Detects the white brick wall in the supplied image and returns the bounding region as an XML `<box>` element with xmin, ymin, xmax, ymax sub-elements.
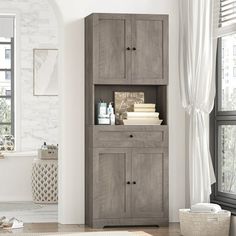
<box><xmin>0</xmin><ymin>0</ymin><xmax>59</xmax><ymax>150</ymax></box>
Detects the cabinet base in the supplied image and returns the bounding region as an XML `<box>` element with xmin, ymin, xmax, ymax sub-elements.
<box><xmin>88</xmin><ymin>218</ymin><xmax>169</xmax><ymax>229</ymax></box>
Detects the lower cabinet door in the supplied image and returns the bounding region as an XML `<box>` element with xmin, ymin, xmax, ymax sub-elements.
<box><xmin>93</xmin><ymin>148</ymin><xmax>132</xmax><ymax>219</ymax></box>
<box><xmin>131</xmin><ymin>148</ymin><xmax>168</xmax><ymax>218</ymax></box>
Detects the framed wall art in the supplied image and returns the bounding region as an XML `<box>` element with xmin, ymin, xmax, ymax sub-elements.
<box><xmin>33</xmin><ymin>49</ymin><xmax>58</xmax><ymax>96</ymax></box>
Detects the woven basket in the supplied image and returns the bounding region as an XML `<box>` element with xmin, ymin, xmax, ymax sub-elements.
<box><xmin>179</xmin><ymin>209</ymin><xmax>231</xmax><ymax>236</ymax></box>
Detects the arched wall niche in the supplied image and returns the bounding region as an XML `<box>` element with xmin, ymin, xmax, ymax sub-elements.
<box><xmin>0</xmin><ymin>0</ymin><xmax>63</xmax><ymax>151</ymax></box>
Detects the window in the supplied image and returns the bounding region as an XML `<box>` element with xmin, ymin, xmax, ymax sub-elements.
<box><xmin>211</xmin><ymin>0</ymin><xmax>236</xmax><ymax>211</ymax></box>
<box><xmin>0</xmin><ymin>16</ymin><xmax>14</xmax><ymax>139</ymax></box>
<box><xmin>211</xmin><ymin>34</ymin><xmax>236</xmax><ymax>211</ymax></box>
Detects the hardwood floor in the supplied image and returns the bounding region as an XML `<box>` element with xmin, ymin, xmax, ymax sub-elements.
<box><xmin>0</xmin><ymin>223</ymin><xmax>181</xmax><ymax>236</ymax></box>
<box><xmin>0</xmin><ymin>202</ymin><xmax>58</xmax><ymax>223</ymax></box>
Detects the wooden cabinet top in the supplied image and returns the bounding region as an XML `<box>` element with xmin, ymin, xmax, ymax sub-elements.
<box><xmin>86</xmin><ymin>13</ymin><xmax>168</xmax><ymax>19</ymax></box>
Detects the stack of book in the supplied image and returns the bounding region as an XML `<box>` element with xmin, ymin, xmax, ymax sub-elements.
<box><xmin>122</xmin><ymin>103</ymin><xmax>163</xmax><ymax>125</ymax></box>
<box><xmin>133</xmin><ymin>103</ymin><xmax>156</xmax><ymax>112</ymax></box>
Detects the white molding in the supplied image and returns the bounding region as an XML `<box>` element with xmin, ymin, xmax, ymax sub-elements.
<box><xmin>215</xmin><ymin>23</ymin><xmax>236</xmax><ymax>38</ymax></box>
<box><xmin>2</xmin><ymin>151</ymin><xmax>37</xmax><ymax>157</ymax></box>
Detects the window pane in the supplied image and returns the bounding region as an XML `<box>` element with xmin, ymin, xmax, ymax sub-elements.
<box><xmin>0</xmin><ymin>44</ymin><xmax>11</xmax><ymax>69</ymax></box>
<box><xmin>0</xmin><ymin>125</ymin><xmax>11</xmax><ymax>136</ymax></box>
<box><xmin>0</xmin><ymin>98</ymin><xmax>11</xmax><ymax>122</ymax></box>
<box><xmin>218</xmin><ymin>125</ymin><xmax>236</xmax><ymax>194</ymax></box>
<box><xmin>0</xmin><ymin>71</ymin><xmax>11</xmax><ymax>95</ymax></box>
<box><xmin>0</xmin><ymin>37</ymin><xmax>11</xmax><ymax>43</ymax></box>
<box><xmin>220</xmin><ymin>34</ymin><xmax>236</xmax><ymax>111</ymax></box>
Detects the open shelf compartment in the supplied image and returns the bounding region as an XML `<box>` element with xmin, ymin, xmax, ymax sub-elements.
<box><xmin>94</xmin><ymin>85</ymin><xmax>168</xmax><ymax>125</ymax></box>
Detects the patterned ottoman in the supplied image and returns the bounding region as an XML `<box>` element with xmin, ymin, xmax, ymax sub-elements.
<box><xmin>31</xmin><ymin>159</ymin><xmax>58</xmax><ymax>204</ymax></box>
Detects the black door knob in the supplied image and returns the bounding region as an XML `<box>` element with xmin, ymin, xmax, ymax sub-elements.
<box><xmin>133</xmin><ymin>181</ymin><xmax>136</xmax><ymax>185</ymax></box>
<box><xmin>126</xmin><ymin>47</ymin><xmax>131</xmax><ymax>50</ymax></box>
<box><xmin>132</xmin><ymin>47</ymin><xmax>136</xmax><ymax>51</ymax></box>
<box><xmin>129</xmin><ymin>134</ymin><xmax>133</xmax><ymax>138</ymax></box>
<box><xmin>127</xmin><ymin>181</ymin><xmax>131</xmax><ymax>185</ymax></box>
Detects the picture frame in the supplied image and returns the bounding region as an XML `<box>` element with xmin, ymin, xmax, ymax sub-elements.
<box><xmin>114</xmin><ymin>91</ymin><xmax>145</xmax><ymax>116</ymax></box>
<box><xmin>33</xmin><ymin>49</ymin><xmax>59</xmax><ymax>96</ymax></box>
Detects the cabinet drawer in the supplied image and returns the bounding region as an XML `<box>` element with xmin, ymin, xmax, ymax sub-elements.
<box><xmin>92</xmin><ymin>126</ymin><xmax>168</xmax><ymax>148</ymax></box>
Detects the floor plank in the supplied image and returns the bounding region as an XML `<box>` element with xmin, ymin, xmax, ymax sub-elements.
<box><xmin>0</xmin><ymin>202</ymin><xmax>58</xmax><ymax>223</ymax></box>
<box><xmin>0</xmin><ymin>223</ymin><xmax>181</xmax><ymax>236</ymax></box>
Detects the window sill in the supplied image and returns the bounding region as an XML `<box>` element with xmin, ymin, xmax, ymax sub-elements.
<box><xmin>1</xmin><ymin>151</ymin><xmax>37</xmax><ymax>158</ymax></box>
<box><xmin>211</xmin><ymin>200</ymin><xmax>236</xmax><ymax>216</ymax></box>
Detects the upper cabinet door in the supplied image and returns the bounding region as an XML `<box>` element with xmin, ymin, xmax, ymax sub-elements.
<box><xmin>93</xmin><ymin>14</ymin><xmax>132</xmax><ymax>84</ymax></box>
<box><xmin>131</xmin><ymin>15</ymin><xmax>168</xmax><ymax>84</ymax></box>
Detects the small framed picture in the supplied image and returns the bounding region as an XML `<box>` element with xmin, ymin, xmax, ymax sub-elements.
<box><xmin>33</xmin><ymin>49</ymin><xmax>59</xmax><ymax>96</ymax></box>
<box><xmin>114</xmin><ymin>91</ymin><xmax>145</xmax><ymax>115</ymax></box>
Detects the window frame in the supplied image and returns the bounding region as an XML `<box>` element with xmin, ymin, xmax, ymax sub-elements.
<box><xmin>210</xmin><ymin>37</ymin><xmax>236</xmax><ymax>213</ymax></box>
<box><xmin>0</xmin><ymin>38</ymin><xmax>14</xmax><ymax>136</ymax></box>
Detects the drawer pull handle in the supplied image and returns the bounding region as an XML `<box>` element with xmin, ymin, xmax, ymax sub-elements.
<box><xmin>133</xmin><ymin>181</ymin><xmax>136</xmax><ymax>185</ymax></box>
<box><xmin>129</xmin><ymin>134</ymin><xmax>133</xmax><ymax>138</ymax></box>
<box><xmin>126</xmin><ymin>47</ymin><xmax>131</xmax><ymax>50</ymax></box>
<box><xmin>127</xmin><ymin>181</ymin><xmax>131</xmax><ymax>185</ymax></box>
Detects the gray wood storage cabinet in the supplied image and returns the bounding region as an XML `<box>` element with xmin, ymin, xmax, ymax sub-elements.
<box><xmin>85</xmin><ymin>13</ymin><xmax>169</xmax><ymax>228</ymax></box>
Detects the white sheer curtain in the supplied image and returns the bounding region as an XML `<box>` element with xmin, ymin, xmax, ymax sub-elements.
<box><xmin>179</xmin><ymin>0</ymin><xmax>216</xmax><ymax>205</ymax></box>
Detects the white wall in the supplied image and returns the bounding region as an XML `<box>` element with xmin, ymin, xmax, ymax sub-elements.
<box><xmin>55</xmin><ymin>0</ymin><xmax>186</xmax><ymax>224</ymax></box>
